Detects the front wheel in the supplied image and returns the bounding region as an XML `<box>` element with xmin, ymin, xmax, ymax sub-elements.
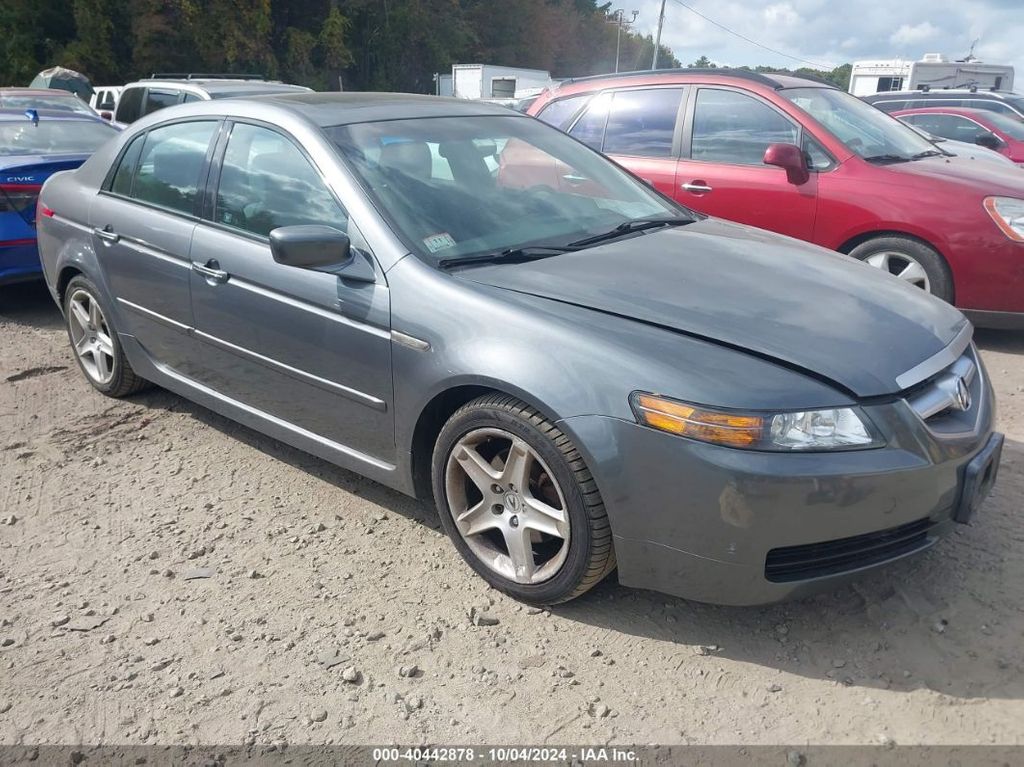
<box><xmin>432</xmin><ymin>394</ymin><xmax>615</xmax><ymax>604</ymax></box>
<box><xmin>848</xmin><ymin>236</ymin><xmax>953</xmax><ymax>303</ymax></box>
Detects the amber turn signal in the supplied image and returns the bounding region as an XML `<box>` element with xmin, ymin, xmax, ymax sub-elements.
<box><xmin>631</xmin><ymin>393</ymin><xmax>764</xmax><ymax>448</ymax></box>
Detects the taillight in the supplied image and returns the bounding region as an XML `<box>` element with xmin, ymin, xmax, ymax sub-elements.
<box><xmin>0</xmin><ymin>184</ymin><xmax>42</xmax><ymax>215</ymax></box>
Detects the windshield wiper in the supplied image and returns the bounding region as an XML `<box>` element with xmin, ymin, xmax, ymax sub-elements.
<box><xmin>567</xmin><ymin>216</ymin><xmax>693</xmax><ymax>249</ymax></box>
<box><xmin>439</xmin><ymin>245</ymin><xmax>571</xmax><ymax>269</ymax></box>
<box><xmin>862</xmin><ymin>154</ymin><xmax>912</xmax><ymax>164</ymax></box>
<box><xmin>911</xmin><ymin>149</ymin><xmax>945</xmax><ymax>159</ymax></box>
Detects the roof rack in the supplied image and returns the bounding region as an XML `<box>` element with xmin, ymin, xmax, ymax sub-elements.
<box><xmin>559</xmin><ymin>67</ymin><xmax>805</xmax><ymax>89</ymax></box>
<box><xmin>147</xmin><ymin>73</ymin><xmax>267</xmax><ymax>81</ymax></box>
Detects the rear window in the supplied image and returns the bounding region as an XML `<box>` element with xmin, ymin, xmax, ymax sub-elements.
<box><xmin>0</xmin><ymin>94</ymin><xmax>94</xmax><ymax>115</ymax></box>
<box><xmin>0</xmin><ymin>119</ymin><xmax>118</xmax><ymax>156</ymax></box>
<box><xmin>115</xmin><ymin>87</ymin><xmax>144</xmax><ymax>123</ymax></box>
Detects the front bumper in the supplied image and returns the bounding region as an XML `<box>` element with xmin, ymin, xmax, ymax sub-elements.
<box><xmin>561</xmin><ymin>383</ymin><xmax>997</xmax><ymax>606</ymax></box>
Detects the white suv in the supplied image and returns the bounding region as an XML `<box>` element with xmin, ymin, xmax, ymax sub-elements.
<box><xmin>113</xmin><ymin>75</ymin><xmax>311</xmax><ymax>127</ymax></box>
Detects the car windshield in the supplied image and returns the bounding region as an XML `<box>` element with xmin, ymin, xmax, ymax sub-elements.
<box><xmin>781</xmin><ymin>87</ymin><xmax>937</xmax><ymax>160</ymax></box>
<box><xmin>325</xmin><ymin>114</ymin><xmax>686</xmax><ymax>263</ymax></box>
<box><xmin>0</xmin><ymin>119</ymin><xmax>117</xmax><ymax>156</ymax></box>
<box><xmin>983</xmin><ymin>110</ymin><xmax>1024</xmax><ymax>139</ymax></box>
<box><xmin>0</xmin><ymin>94</ymin><xmax>94</xmax><ymax>115</ymax></box>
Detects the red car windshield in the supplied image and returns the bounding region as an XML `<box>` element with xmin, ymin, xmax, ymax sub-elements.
<box><xmin>782</xmin><ymin>87</ymin><xmax>938</xmax><ymax>161</ymax></box>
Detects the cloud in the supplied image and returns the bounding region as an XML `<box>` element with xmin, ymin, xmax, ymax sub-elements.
<box><xmin>889</xmin><ymin>21</ymin><xmax>941</xmax><ymax>47</ymax></box>
<box><xmin>630</xmin><ymin>0</ymin><xmax>1022</xmax><ymax>82</ymax></box>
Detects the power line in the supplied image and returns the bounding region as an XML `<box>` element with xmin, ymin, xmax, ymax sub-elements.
<box><xmin>667</xmin><ymin>0</ymin><xmax>835</xmax><ymax>70</ymax></box>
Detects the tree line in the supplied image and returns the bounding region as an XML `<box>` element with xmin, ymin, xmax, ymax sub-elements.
<box><xmin>687</xmin><ymin>55</ymin><xmax>853</xmax><ymax>91</ymax></box>
<box><xmin>0</xmin><ymin>0</ymin><xmax>680</xmax><ymax>92</ymax></box>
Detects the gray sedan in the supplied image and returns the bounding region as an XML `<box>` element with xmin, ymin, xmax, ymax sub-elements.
<box><xmin>36</xmin><ymin>93</ymin><xmax>1003</xmax><ymax>605</ymax></box>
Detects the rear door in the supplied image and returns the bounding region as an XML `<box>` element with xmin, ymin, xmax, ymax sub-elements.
<box><xmin>90</xmin><ymin>119</ymin><xmax>220</xmax><ymax>367</ymax></box>
<box><xmin>187</xmin><ymin>120</ymin><xmax>395</xmax><ymax>462</ymax></box>
<box><xmin>675</xmin><ymin>86</ymin><xmax>817</xmax><ymax>240</ymax></box>
<box><xmin>567</xmin><ymin>87</ymin><xmax>687</xmax><ymax>197</ymax></box>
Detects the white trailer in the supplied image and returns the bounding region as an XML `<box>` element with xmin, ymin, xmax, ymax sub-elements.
<box><xmin>449</xmin><ymin>64</ymin><xmax>554</xmax><ymax>100</ymax></box>
<box><xmin>849</xmin><ymin>54</ymin><xmax>1014</xmax><ymax>96</ymax></box>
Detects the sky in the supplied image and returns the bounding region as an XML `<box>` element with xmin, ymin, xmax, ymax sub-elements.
<box><xmin>624</xmin><ymin>0</ymin><xmax>1024</xmax><ymax>82</ymax></box>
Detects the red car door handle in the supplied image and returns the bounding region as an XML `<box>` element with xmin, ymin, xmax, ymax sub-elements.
<box><xmin>682</xmin><ymin>181</ymin><xmax>713</xmax><ymax>194</ymax></box>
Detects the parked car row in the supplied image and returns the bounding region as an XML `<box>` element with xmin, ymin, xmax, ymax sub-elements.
<box><xmin>894</xmin><ymin>107</ymin><xmax>1024</xmax><ymax>165</ymax></box>
<box><xmin>528</xmin><ymin>69</ymin><xmax>1024</xmax><ymax>327</ymax></box>
<box><xmin>32</xmin><ymin>90</ymin><xmax>1002</xmax><ymax>606</ymax></box>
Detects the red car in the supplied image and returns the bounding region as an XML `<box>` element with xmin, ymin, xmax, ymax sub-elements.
<box><xmin>892</xmin><ymin>106</ymin><xmax>1024</xmax><ymax>166</ymax></box>
<box><xmin>528</xmin><ymin>70</ymin><xmax>1024</xmax><ymax>327</ymax></box>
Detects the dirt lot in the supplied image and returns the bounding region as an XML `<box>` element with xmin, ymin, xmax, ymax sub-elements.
<box><xmin>0</xmin><ymin>281</ymin><xmax>1022</xmax><ymax>748</ymax></box>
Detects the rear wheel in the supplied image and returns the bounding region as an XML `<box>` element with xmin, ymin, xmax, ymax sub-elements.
<box><xmin>63</xmin><ymin>275</ymin><xmax>148</xmax><ymax>398</ymax></box>
<box><xmin>432</xmin><ymin>394</ymin><xmax>615</xmax><ymax>604</ymax></box>
<box><xmin>848</xmin><ymin>236</ymin><xmax>953</xmax><ymax>302</ymax></box>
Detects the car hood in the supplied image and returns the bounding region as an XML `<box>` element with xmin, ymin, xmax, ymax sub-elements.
<box><xmin>883</xmin><ymin>152</ymin><xmax>1024</xmax><ymax>194</ymax></box>
<box><xmin>459</xmin><ymin>218</ymin><xmax>967</xmax><ymax>398</ymax></box>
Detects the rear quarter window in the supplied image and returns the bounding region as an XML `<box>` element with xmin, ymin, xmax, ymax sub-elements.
<box><xmin>115</xmin><ymin>87</ymin><xmax>144</xmax><ymax>124</ymax></box>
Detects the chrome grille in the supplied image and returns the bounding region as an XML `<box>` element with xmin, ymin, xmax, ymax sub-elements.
<box><xmin>905</xmin><ymin>345</ymin><xmax>983</xmax><ymax>434</ymax></box>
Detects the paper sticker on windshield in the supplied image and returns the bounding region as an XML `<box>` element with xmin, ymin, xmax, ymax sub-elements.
<box><xmin>423</xmin><ymin>232</ymin><xmax>456</xmax><ymax>253</ymax></box>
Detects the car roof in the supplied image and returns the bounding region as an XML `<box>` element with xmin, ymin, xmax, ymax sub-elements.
<box><xmin>236</xmin><ymin>91</ymin><xmax>523</xmax><ymax>126</ymax></box>
<box><xmin>126</xmin><ymin>79</ymin><xmax>310</xmax><ymax>96</ymax></box>
<box><xmin>551</xmin><ymin>68</ymin><xmax>836</xmax><ymax>93</ymax></box>
<box><xmin>893</xmin><ymin>106</ymin><xmax>998</xmax><ymax>118</ymax></box>
<box><xmin>0</xmin><ymin>107</ymin><xmax>106</xmax><ymax>123</ymax></box>
<box><xmin>865</xmin><ymin>90</ymin><xmax>1019</xmax><ymax>100</ymax></box>
<box><xmin>0</xmin><ymin>87</ymin><xmax>79</xmax><ymax>97</ymax></box>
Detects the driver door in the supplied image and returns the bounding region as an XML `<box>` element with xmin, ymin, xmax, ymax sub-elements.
<box><xmin>186</xmin><ymin>121</ymin><xmax>395</xmax><ymax>462</ymax></box>
<box><xmin>675</xmin><ymin>87</ymin><xmax>818</xmax><ymax>240</ymax></box>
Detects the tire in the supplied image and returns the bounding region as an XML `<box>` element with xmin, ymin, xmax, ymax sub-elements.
<box><xmin>848</xmin><ymin>236</ymin><xmax>953</xmax><ymax>303</ymax></box>
<box><xmin>63</xmin><ymin>275</ymin><xmax>149</xmax><ymax>398</ymax></box>
<box><xmin>432</xmin><ymin>394</ymin><xmax>615</xmax><ymax>604</ymax></box>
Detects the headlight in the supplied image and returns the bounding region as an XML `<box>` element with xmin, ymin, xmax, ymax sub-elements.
<box><xmin>630</xmin><ymin>393</ymin><xmax>882</xmax><ymax>451</ymax></box>
<box><xmin>983</xmin><ymin>196</ymin><xmax>1024</xmax><ymax>241</ymax></box>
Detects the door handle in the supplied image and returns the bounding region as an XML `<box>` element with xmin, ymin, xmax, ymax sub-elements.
<box><xmin>191</xmin><ymin>260</ymin><xmax>229</xmax><ymax>284</ymax></box>
<box><xmin>93</xmin><ymin>226</ymin><xmax>120</xmax><ymax>244</ymax></box>
<box><xmin>681</xmin><ymin>181</ymin><xmax>713</xmax><ymax>194</ymax></box>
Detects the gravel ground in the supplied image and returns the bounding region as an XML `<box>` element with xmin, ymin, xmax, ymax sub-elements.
<box><xmin>1</xmin><ymin>281</ymin><xmax>1022</xmax><ymax>748</ymax></box>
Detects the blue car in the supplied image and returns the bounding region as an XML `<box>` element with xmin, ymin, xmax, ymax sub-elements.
<box><xmin>1</xmin><ymin>109</ymin><xmax>118</xmax><ymax>285</ymax></box>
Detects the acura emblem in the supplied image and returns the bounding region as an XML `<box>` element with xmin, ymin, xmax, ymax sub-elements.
<box><xmin>953</xmin><ymin>376</ymin><xmax>971</xmax><ymax>412</ymax></box>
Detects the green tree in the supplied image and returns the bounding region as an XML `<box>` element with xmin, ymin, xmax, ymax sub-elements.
<box><xmin>688</xmin><ymin>55</ymin><xmax>717</xmax><ymax>69</ymax></box>
<box><xmin>63</xmin><ymin>0</ymin><xmax>118</xmax><ymax>83</ymax></box>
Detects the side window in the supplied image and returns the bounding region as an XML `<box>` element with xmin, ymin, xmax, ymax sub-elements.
<box><xmin>569</xmin><ymin>92</ymin><xmax>612</xmax><ymax>150</ymax></box>
<box><xmin>182</xmin><ymin>93</ymin><xmax>202</xmax><ymax>104</ymax></box>
<box><xmin>802</xmin><ymin>135</ymin><xmax>834</xmax><ymax>170</ymax></box>
<box><xmin>691</xmin><ymin>89</ymin><xmax>799</xmax><ymax>165</ymax></box>
<box><xmin>973</xmin><ymin>101</ymin><xmax>1013</xmax><ymax>116</ymax></box>
<box><xmin>143</xmin><ymin>90</ymin><xmax>179</xmax><ymax>117</ymax></box>
<box><xmin>108</xmin><ymin>135</ymin><xmax>145</xmax><ymax>196</ymax></box>
<box><xmin>536</xmin><ymin>94</ymin><xmax>591</xmax><ymax>130</ymax></box>
<box><xmin>132</xmin><ymin>121</ymin><xmax>217</xmax><ymax>214</ymax></box>
<box><xmin>215</xmin><ymin>123</ymin><xmax>348</xmax><ymax>238</ymax></box>
<box><xmin>115</xmin><ymin>87</ymin><xmax>144</xmax><ymax>124</ymax></box>
<box><xmin>96</xmin><ymin>90</ymin><xmax>116</xmax><ymax>111</ymax></box>
<box><xmin>603</xmin><ymin>88</ymin><xmax>683</xmax><ymax>158</ymax></box>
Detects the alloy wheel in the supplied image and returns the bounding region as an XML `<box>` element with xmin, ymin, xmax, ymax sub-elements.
<box><xmin>67</xmin><ymin>288</ymin><xmax>116</xmax><ymax>385</ymax></box>
<box><xmin>865</xmin><ymin>251</ymin><xmax>931</xmax><ymax>292</ymax></box>
<box><xmin>444</xmin><ymin>427</ymin><xmax>570</xmax><ymax>584</ymax></box>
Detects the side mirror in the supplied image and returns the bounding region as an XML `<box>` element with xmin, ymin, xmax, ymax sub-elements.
<box><xmin>975</xmin><ymin>133</ymin><xmax>1003</xmax><ymax>151</ymax></box>
<box><xmin>763</xmin><ymin>143</ymin><xmax>810</xmax><ymax>185</ymax></box>
<box><xmin>269</xmin><ymin>225</ymin><xmax>352</xmax><ymax>269</ymax></box>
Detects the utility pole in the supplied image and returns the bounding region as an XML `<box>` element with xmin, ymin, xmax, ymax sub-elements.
<box><xmin>652</xmin><ymin>0</ymin><xmax>666</xmax><ymax>70</ymax></box>
<box><xmin>608</xmin><ymin>9</ymin><xmax>640</xmax><ymax>74</ymax></box>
